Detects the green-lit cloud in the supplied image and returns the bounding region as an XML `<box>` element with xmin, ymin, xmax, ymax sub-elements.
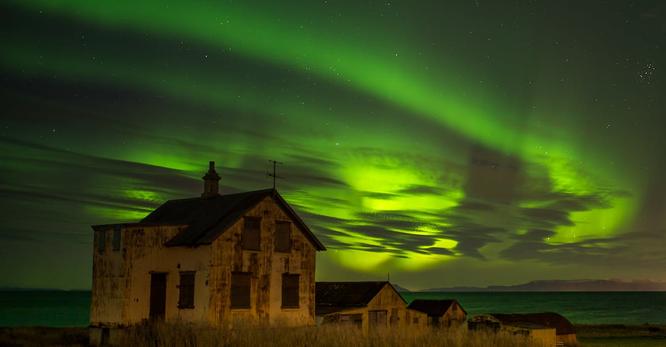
<box><xmin>1</xmin><ymin>1</ymin><xmax>664</xmax><ymax>289</ymax></box>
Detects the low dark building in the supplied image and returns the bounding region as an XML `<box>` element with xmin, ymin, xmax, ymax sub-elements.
<box><xmin>407</xmin><ymin>299</ymin><xmax>467</xmax><ymax>327</ymax></box>
<box><xmin>471</xmin><ymin>312</ymin><xmax>576</xmax><ymax>347</ymax></box>
<box><xmin>315</xmin><ymin>281</ymin><xmax>428</xmax><ymax>331</ymax></box>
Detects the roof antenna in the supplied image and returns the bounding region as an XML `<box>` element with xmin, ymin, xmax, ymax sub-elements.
<box><xmin>267</xmin><ymin>160</ymin><xmax>283</xmax><ymax>189</ymax></box>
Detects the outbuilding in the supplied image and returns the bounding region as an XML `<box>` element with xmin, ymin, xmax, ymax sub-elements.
<box><xmin>315</xmin><ymin>281</ymin><xmax>427</xmax><ymax>332</ymax></box>
<box><xmin>469</xmin><ymin>312</ymin><xmax>576</xmax><ymax>347</ymax></box>
<box><xmin>491</xmin><ymin>313</ymin><xmax>577</xmax><ymax>346</ymax></box>
<box><xmin>407</xmin><ymin>299</ymin><xmax>467</xmax><ymax>328</ymax></box>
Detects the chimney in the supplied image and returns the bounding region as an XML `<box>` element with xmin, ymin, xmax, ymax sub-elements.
<box><xmin>201</xmin><ymin>161</ymin><xmax>221</xmax><ymax>198</ymax></box>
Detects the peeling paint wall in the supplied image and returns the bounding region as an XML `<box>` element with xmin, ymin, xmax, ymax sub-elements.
<box><xmin>91</xmin><ymin>195</ymin><xmax>318</xmax><ymax>327</ymax></box>
<box><xmin>91</xmin><ymin>224</ymin><xmax>211</xmax><ymax>326</ymax></box>
<box><xmin>208</xmin><ymin>196</ymin><xmax>317</xmax><ymax>326</ymax></box>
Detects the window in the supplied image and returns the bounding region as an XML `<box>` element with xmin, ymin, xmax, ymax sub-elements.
<box><xmin>230</xmin><ymin>272</ymin><xmax>251</xmax><ymax>308</ymax></box>
<box><xmin>97</xmin><ymin>230</ymin><xmax>106</xmax><ymax>254</ymax></box>
<box><xmin>274</xmin><ymin>221</ymin><xmax>291</xmax><ymax>252</ymax></box>
<box><xmin>241</xmin><ymin>217</ymin><xmax>261</xmax><ymax>250</ymax></box>
<box><xmin>281</xmin><ymin>274</ymin><xmax>299</xmax><ymax>308</ymax></box>
<box><xmin>369</xmin><ymin>310</ymin><xmax>387</xmax><ymax>328</ymax></box>
<box><xmin>112</xmin><ymin>226</ymin><xmax>121</xmax><ymax>251</ymax></box>
<box><xmin>178</xmin><ymin>272</ymin><xmax>195</xmax><ymax>309</ymax></box>
<box><xmin>390</xmin><ymin>308</ymin><xmax>399</xmax><ymax>326</ymax></box>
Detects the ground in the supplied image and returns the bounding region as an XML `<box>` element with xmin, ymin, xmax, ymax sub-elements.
<box><xmin>1</xmin><ymin>324</ymin><xmax>666</xmax><ymax>346</ymax></box>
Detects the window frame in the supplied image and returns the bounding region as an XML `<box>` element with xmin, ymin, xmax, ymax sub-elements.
<box><xmin>178</xmin><ymin>271</ymin><xmax>196</xmax><ymax>309</ymax></box>
<box><xmin>112</xmin><ymin>226</ymin><xmax>122</xmax><ymax>251</ymax></box>
<box><xmin>230</xmin><ymin>271</ymin><xmax>252</xmax><ymax>309</ymax></box>
<box><xmin>241</xmin><ymin>217</ymin><xmax>261</xmax><ymax>251</ymax></box>
<box><xmin>281</xmin><ymin>273</ymin><xmax>300</xmax><ymax>308</ymax></box>
<box><xmin>97</xmin><ymin>230</ymin><xmax>106</xmax><ymax>254</ymax></box>
<box><xmin>274</xmin><ymin>221</ymin><xmax>292</xmax><ymax>253</ymax></box>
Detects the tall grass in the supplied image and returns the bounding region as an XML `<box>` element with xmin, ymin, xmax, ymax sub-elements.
<box><xmin>117</xmin><ymin>321</ymin><xmax>550</xmax><ymax>347</ymax></box>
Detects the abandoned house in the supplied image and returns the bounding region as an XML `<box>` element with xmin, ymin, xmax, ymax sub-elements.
<box><xmin>407</xmin><ymin>299</ymin><xmax>467</xmax><ymax>328</ymax></box>
<box><xmin>89</xmin><ymin>162</ymin><xmax>326</xmax><ymax>341</ymax></box>
<box><xmin>469</xmin><ymin>312</ymin><xmax>577</xmax><ymax>347</ymax></box>
<box><xmin>315</xmin><ymin>281</ymin><xmax>428</xmax><ymax>331</ymax></box>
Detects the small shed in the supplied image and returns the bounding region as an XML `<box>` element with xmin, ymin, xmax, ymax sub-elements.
<box><xmin>490</xmin><ymin>313</ymin><xmax>577</xmax><ymax>346</ymax></box>
<box><xmin>315</xmin><ymin>281</ymin><xmax>427</xmax><ymax>332</ymax></box>
<box><xmin>470</xmin><ymin>312</ymin><xmax>576</xmax><ymax>347</ymax></box>
<box><xmin>469</xmin><ymin>315</ymin><xmax>556</xmax><ymax>346</ymax></box>
<box><xmin>407</xmin><ymin>299</ymin><xmax>467</xmax><ymax>328</ymax></box>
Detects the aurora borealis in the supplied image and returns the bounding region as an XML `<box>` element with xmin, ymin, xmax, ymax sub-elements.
<box><xmin>1</xmin><ymin>1</ymin><xmax>665</xmax><ymax>290</ymax></box>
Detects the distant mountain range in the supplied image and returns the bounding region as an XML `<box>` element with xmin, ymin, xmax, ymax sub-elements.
<box><xmin>398</xmin><ymin>279</ymin><xmax>666</xmax><ymax>292</ymax></box>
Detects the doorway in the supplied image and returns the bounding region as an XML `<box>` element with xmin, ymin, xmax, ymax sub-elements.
<box><xmin>149</xmin><ymin>273</ymin><xmax>167</xmax><ymax>320</ymax></box>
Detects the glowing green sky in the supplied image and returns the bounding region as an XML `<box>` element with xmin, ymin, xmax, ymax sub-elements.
<box><xmin>1</xmin><ymin>1</ymin><xmax>665</xmax><ymax>289</ymax></box>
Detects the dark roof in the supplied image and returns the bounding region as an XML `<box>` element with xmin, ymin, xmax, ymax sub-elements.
<box><xmin>93</xmin><ymin>188</ymin><xmax>325</xmax><ymax>250</ymax></box>
<box><xmin>490</xmin><ymin>313</ymin><xmax>575</xmax><ymax>335</ymax></box>
<box><xmin>315</xmin><ymin>281</ymin><xmax>405</xmax><ymax>315</ymax></box>
<box><xmin>408</xmin><ymin>299</ymin><xmax>467</xmax><ymax>317</ymax></box>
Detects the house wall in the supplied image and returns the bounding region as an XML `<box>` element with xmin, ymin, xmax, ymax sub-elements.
<box><xmin>91</xmin><ymin>224</ymin><xmax>212</xmax><ymax>326</ymax></box>
<box><xmin>208</xmin><ymin>196</ymin><xmax>317</xmax><ymax>326</ymax></box>
<box><xmin>558</xmin><ymin>333</ymin><xmax>578</xmax><ymax>347</ymax></box>
<box><xmin>90</xmin><ymin>228</ymin><xmax>126</xmax><ymax>326</ymax></box>
<box><xmin>438</xmin><ymin>302</ymin><xmax>467</xmax><ymax>327</ymax></box>
<box><xmin>503</xmin><ymin>326</ymin><xmax>556</xmax><ymax>347</ymax></box>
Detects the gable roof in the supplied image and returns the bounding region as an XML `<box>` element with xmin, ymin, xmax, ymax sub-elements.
<box><xmin>408</xmin><ymin>299</ymin><xmax>467</xmax><ymax>317</ymax></box>
<box><xmin>490</xmin><ymin>312</ymin><xmax>575</xmax><ymax>335</ymax></box>
<box><xmin>94</xmin><ymin>188</ymin><xmax>325</xmax><ymax>250</ymax></box>
<box><xmin>315</xmin><ymin>281</ymin><xmax>405</xmax><ymax>315</ymax></box>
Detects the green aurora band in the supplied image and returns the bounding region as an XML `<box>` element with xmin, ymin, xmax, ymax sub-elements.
<box><xmin>2</xmin><ymin>1</ymin><xmax>662</xmax><ymax>289</ymax></box>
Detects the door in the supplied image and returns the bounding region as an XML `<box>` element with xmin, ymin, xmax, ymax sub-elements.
<box><xmin>149</xmin><ymin>273</ymin><xmax>167</xmax><ymax>320</ymax></box>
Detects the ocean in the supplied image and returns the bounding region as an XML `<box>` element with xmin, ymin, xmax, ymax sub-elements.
<box><xmin>1</xmin><ymin>290</ymin><xmax>665</xmax><ymax>327</ymax></box>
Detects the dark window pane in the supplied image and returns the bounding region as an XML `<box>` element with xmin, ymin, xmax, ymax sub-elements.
<box><xmin>281</xmin><ymin>273</ymin><xmax>299</xmax><ymax>308</ymax></box>
<box><xmin>178</xmin><ymin>272</ymin><xmax>195</xmax><ymax>309</ymax></box>
<box><xmin>231</xmin><ymin>272</ymin><xmax>251</xmax><ymax>308</ymax></box>
<box><xmin>112</xmin><ymin>226</ymin><xmax>121</xmax><ymax>251</ymax></box>
<box><xmin>242</xmin><ymin>218</ymin><xmax>261</xmax><ymax>250</ymax></box>
<box><xmin>274</xmin><ymin>222</ymin><xmax>291</xmax><ymax>252</ymax></box>
<box><xmin>98</xmin><ymin>230</ymin><xmax>106</xmax><ymax>254</ymax></box>
<box><xmin>369</xmin><ymin>310</ymin><xmax>387</xmax><ymax>328</ymax></box>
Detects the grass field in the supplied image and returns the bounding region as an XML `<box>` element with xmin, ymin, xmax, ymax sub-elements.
<box><xmin>1</xmin><ymin>323</ymin><xmax>666</xmax><ymax>346</ymax></box>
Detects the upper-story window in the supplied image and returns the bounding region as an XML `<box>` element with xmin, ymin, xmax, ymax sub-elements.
<box><xmin>97</xmin><ymin>230</ymin><xmax>106</xmax><ymax>254</ymax></box>
<box><xmin>242</xmin><ymin>217</ymin><xmax>261</xmax><ymax>250</ymax></box>
<box><xmin>112</xmin><ymin>225</ymin><xmax>122</xmax><ymax>251</ymax></box>
<box><xmin>274</xmin><ymin>221</ymin><xmax>291</xmax><ymax>253</ymax></box>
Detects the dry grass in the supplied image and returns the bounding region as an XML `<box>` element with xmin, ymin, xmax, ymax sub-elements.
<box><xmin>117</xmin><ymin>321</ymin><xmax>550</xmax><ymax>347</ymax></box>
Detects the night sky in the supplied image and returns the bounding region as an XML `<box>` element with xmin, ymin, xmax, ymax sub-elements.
<box><xmin>1</xmin><ymin>1</ymin><xmax>665</xmax><ymax>290</ymax></box>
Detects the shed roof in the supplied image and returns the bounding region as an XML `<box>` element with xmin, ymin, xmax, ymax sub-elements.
<box><xmin>408</xmin><ymin>299</ymin><xmax>467</xmax><ymax>317</ymax></box>
<box><xmin>490</xmin><ymin>312</ymin><xmax>575</xmax><ymax>335</ymax></box>
<box><xmin>315</xmin><ymin>281</ymin><xmax>404</xmax><ymax>315</ymax></box>
<box><xmin>93</xmin><ymin>188</ymin><xmax>325</xmax><ymax>250</ymax></box>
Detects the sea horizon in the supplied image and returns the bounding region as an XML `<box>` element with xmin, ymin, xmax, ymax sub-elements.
<box><xmin>2</xmin><ymin>289</ymin><xmax>665</xmax><ymax>327</ymax></box>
